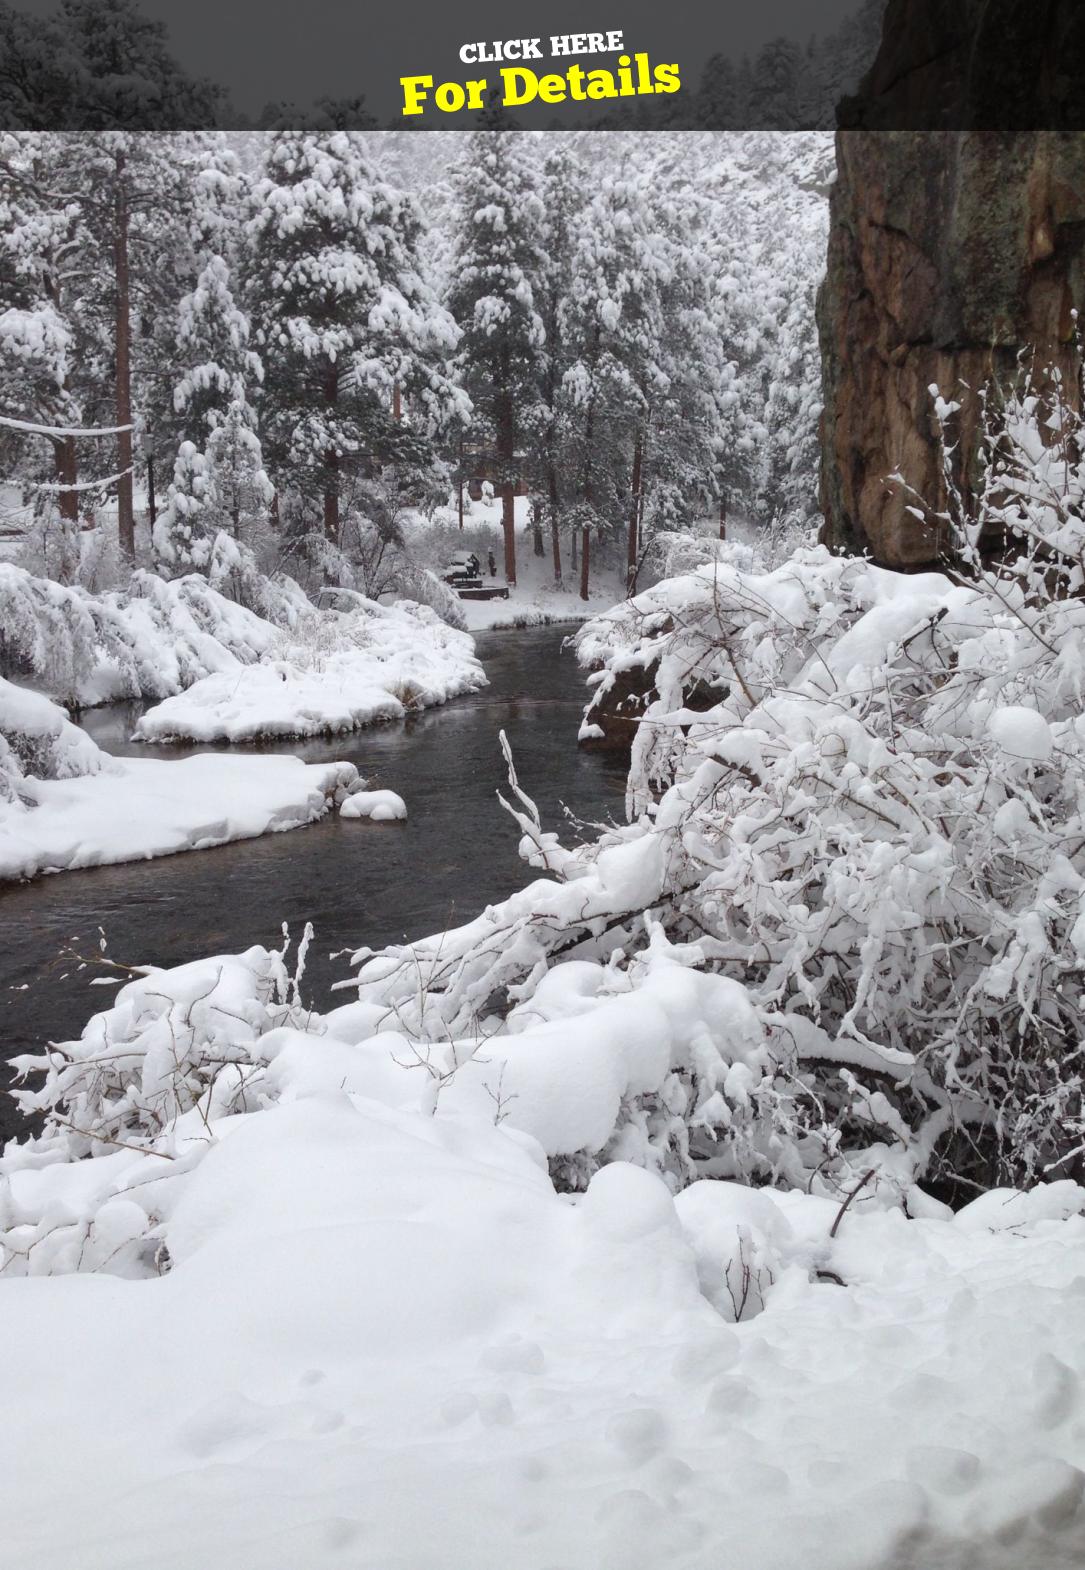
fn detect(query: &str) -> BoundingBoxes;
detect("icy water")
[0,626,628,1138]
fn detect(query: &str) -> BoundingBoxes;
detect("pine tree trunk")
[532,502,545,557]
[457,436,465,530]
[496,350,517,586]
[146,450,156,527]
[393,382,402,421]
[323,470,339,583]
[113,150,135,565]
[323,361,339,584]
[501,483,516,585]
[548,465,562,584]
[570,522,578,571]
[719,494,727,541]
[578,325,601,606]
[626,429,643,596]
[53,437,79,526]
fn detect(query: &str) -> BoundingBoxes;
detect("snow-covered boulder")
[340,788,407,822]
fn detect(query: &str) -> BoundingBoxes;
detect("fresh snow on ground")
[1,563,486,734]
[133,600,484,744]
[1,944,1083,1570]
[1,753,360,881]
[0,676,361,881]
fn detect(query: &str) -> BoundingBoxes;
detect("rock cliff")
[819,3,1085,567]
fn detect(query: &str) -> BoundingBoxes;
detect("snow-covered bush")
[0,676,115,805]
[131,594,484,742]
[351,373,1085,1195]
[392,564,468,631]
[0,561,282,706]
[0,933,316,1276]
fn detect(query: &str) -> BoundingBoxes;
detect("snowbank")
[0,566,484,734]
[133,599,484,743]
[0,675,359,881]
[1,944,1083,1570]
[1,752,359,881]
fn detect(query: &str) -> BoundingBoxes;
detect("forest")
[0,128,827,611]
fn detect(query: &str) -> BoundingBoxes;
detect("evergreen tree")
[533,143,585,584]
[695,54,741,130]
[0,132,85,534]
[447,131,546,588]
[560,169,668,599]
[249,131,464,583]
[205,399,274,541]
[152,438,211,572]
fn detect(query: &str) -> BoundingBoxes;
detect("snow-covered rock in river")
[340,788,407,822]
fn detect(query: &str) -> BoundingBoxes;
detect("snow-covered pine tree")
[749,38,806,130]
[559,166,669,599]
[533,142,586,584]
[152,438,211,571]
[248,132,464,585]
[205,398,274,543]
[0,132,85,547]
[695,54,743,130]
[447,131,546,588]
[171,144,262,454]
[24,130,203,565]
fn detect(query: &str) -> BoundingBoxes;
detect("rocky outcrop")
[819,1,1085,569]
[818,131,1085,567]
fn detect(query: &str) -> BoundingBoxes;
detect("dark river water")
[0,626,627,1138]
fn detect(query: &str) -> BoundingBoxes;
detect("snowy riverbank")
[1,750,362,881]
[1,942,1083,1570]
[0,676,369,882]
[133,601,483,744]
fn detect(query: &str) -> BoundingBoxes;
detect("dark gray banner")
[1,0,1082,130]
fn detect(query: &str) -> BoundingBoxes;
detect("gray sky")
[19,0,864,116]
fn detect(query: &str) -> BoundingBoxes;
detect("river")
[0,626,627,1138]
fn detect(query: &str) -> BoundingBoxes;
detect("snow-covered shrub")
[152,441,213,572]
[203,530,310,627]
[0,561,280,706]
[392,564,468,631]
[0,931,316,1277]
[0,676,115,805]
[11,934,312,1154]
[131,592,484,742]
[350,372,1085,1195]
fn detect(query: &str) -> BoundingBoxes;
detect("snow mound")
[0,753,359,882]
[133,598,484,743]
[0,562,281,707]
[0,676,116,807]
[0,673,361,882]
[2,1017,1084,1570]
[340,788,407,822]
[988,705,1054,763]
